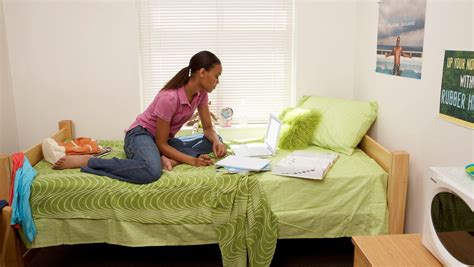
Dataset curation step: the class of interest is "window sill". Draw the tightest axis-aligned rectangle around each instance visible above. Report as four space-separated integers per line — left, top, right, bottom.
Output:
181 123 266 130
178 124 266 140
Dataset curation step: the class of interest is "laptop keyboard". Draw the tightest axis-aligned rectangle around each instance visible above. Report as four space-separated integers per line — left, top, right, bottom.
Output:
232 145 271 157
249 146 271 156
231 146 247 156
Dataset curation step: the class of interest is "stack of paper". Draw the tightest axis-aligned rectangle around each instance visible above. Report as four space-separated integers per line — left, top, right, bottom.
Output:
272 151 338 180
215 155 271 173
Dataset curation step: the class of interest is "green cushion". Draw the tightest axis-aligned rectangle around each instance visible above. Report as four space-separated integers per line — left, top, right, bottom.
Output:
277 107 320 150
299 95 377 155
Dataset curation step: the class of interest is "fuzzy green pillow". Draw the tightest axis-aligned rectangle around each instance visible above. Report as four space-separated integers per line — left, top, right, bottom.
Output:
277 107 321 150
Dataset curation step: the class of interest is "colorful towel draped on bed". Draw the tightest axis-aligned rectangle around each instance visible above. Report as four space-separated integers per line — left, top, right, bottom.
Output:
30 141 278 267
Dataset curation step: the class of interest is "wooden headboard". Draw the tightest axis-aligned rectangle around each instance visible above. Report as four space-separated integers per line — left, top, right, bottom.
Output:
358 135 409 235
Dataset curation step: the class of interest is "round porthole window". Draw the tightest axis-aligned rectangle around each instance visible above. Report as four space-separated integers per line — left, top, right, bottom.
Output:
431 192 474 266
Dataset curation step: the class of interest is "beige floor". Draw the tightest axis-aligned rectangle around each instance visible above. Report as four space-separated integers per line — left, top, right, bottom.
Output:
29 238 354 266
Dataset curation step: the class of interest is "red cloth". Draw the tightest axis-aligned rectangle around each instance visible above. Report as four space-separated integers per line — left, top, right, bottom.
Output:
58 137 101 155
9 153 25 204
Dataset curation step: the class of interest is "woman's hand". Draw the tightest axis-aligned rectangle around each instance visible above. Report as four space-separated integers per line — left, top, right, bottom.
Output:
193 154 213 167
213 141 227 158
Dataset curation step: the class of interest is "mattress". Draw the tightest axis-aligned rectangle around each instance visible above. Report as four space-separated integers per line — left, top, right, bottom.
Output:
27 140 388 251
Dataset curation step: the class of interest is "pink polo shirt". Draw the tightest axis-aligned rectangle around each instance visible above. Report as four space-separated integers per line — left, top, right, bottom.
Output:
128 86 208 138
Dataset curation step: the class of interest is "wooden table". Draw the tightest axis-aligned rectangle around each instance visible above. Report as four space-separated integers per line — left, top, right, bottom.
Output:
352 234 442 266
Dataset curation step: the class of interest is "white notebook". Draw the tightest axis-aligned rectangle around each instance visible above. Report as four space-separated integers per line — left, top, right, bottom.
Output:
215 155 271 172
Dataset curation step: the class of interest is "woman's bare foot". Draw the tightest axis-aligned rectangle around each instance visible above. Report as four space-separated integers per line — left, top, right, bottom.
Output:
53 155 93 170
161 155 178 171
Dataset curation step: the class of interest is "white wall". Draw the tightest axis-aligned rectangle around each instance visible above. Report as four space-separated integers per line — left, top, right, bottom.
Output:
3 0 359 149
0 0 19 154
3 0 141 149
295 0 357 101
354 0 473 233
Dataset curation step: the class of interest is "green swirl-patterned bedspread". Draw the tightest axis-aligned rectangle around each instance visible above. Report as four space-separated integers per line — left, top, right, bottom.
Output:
30 141 277 267
28 140 389 266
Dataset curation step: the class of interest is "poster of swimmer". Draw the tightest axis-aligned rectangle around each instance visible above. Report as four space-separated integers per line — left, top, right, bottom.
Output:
439 50 474 129
375 0 427 79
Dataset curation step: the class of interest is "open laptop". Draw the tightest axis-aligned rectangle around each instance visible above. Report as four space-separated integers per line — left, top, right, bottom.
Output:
230 114 282 157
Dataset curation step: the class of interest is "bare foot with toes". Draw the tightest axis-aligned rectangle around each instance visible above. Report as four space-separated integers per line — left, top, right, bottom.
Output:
161 155 178 171
53 155 93 170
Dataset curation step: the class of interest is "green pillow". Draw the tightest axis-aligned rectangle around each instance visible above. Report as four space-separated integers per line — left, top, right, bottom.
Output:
277 107 320 150
299 95 378 155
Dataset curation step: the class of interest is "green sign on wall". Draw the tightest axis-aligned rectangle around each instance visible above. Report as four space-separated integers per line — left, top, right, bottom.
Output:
439 50 474 129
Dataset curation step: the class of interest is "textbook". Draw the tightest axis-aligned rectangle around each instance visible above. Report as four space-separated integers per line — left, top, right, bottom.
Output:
272 151 338 180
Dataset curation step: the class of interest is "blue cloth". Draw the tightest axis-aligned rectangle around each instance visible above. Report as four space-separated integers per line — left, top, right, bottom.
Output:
168 133 221 158
81 126 218 184
10 157 37 243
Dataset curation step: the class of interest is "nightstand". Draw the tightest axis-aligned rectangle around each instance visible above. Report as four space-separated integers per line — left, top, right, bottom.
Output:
352 234 442 266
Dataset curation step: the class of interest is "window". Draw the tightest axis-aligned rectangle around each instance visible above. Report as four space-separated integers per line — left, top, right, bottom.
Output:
137 0 294 123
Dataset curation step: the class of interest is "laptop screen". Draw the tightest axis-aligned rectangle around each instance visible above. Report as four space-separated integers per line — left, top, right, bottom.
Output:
264 114 282 152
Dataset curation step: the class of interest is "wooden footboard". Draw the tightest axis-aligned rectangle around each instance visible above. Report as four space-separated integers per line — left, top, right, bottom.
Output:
0 120 73 267
0 120 409 266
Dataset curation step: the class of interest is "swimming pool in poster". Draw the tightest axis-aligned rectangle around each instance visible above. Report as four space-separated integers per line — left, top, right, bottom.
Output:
376 54 423 79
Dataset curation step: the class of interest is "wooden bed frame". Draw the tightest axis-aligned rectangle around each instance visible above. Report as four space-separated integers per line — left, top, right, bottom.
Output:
0 120 409 266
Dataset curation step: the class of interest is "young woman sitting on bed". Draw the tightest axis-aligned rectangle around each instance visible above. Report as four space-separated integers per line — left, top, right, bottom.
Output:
53 51 227 184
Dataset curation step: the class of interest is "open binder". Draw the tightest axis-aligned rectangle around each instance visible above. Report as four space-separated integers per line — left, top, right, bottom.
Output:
272 151 338 180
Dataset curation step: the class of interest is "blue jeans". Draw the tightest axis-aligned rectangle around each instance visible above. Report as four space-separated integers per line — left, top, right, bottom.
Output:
81 126 219 184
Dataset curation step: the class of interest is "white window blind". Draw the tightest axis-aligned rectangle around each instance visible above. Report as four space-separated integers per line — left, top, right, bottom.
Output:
137 0 293 123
